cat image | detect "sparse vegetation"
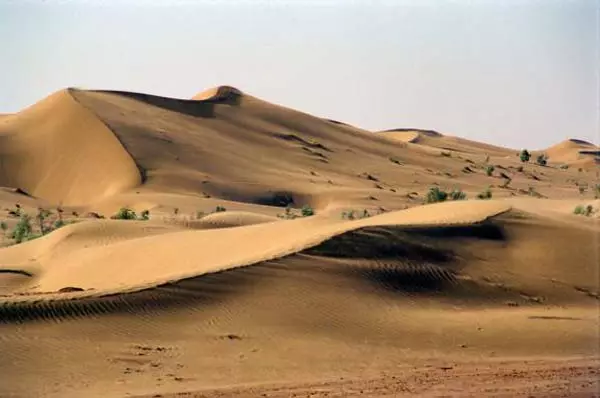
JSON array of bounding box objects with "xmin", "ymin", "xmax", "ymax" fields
[
  {"xmin": 6, "ymin": 207, "xmax": 70, "ymax": 244},
  {"xmin": 425, "ymin": 187, "xmax": 448, "ymax": 203},
  {"xmin": 440, "ymin": 151, "xmax": 452, "ymax": 157},
  {"xmin": 477, "ymin": 187, "xmax": 493, "ymax": 200},
  {"xmin": 449, "ymin": 189, "xmax": 467, "ymax": 201},
  {"xmin": 485, "ymin": 165, "xmax": 495, "ymax": 176},
  {"xmin": 215, "ymin": 206, "xmax": 226, "ymax": 212},
  {"xmin": 424, "ymin": 187, "xmax": 467, "ymax": 203},
  {"xmin": 519, "ymin": 149, "xmax": 531, "ymax": 163},
  {"xmin": 536, "ymin": 153, "xmax": 548, "ymax": 166},
  {"xmin": 341, "ymin": 209, "xmax": 372, "ymax": 220},
  {"xmin": 140, "ymin": 210, "xmax": 150, "ymax": 220},
  {"xmin": 573, "ymin": 205, "xmax": 594, "ymax": 217},
  {"xmin": 301, "ymin": 205, "xmax": 314, "ymax": 217},
  {"xmin": 389, "ymin": 157, "xmax": 402, "ymax": 165},
  {"xmin": 112, "ymin": 207, "xmax": 137, "ymax": 220}
]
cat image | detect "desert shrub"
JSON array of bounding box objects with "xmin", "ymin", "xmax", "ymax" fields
[
  {"xmin": 139, "ymin": 210, "xmax": 150, "ymax": 220},
  {"xmin": 425, "ymin": 187, "xmax": 448, "ymax": 203},
  {"xmin": 519, "ymin": 149, "xmax": 531, "ymax": 163},
  {"xmin": 559, "ymin": 164, "xmax": 569, "ymax": 170},
  {"xmin": 536, "ymin": 153, "xmax": 548, "ymax": 166},
  {"xmin": 440, "ymin": 151, "xmax": 452, "ymax": 157},
  {"xmin": 278, "ymin": 205, "xmax": 297, "ymax": 219},
  {"xmin": 485, "ymin": 165, "xmax": 495, "ymax": 176},
  {"xmin": 112, "ymin": 208, "xmax": 137, "ymax": 220},
  {"xmin": 54, "ymin": 219, "xmax": 66, "ymax": 229},
  {"xmin": 477, "ymin": 188, "xmax": 493, "ymax": 200},
  {"xmin": 215, "ymin": 206, "xmax": 226, "ymax": 212},
  {"xmin": 573, "ymin": 205, "xmax": 594, "ymax": 217},
  {"xmin": 301, "ymin": 205, "xmax": 314, "ymax": 217},
  {"xmin": 196, "ymin": 211, "xmax": 205, "ymax": 219},
  {"xmin": 389, "ymin": 157, "xmax": 402, "ymax": 165},
  {"xmin": 11, "ymin": 214, "xmax": 33, "ymax": 243},
  {"xmin": 449, "ymin": 189, "xmax": 467, "ymax": 201},
  {"xmin": 0, "ymin": 221, "xmax": 7, "ymax": 233}
]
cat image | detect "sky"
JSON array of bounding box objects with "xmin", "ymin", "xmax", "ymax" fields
[{"xmin": 1, "ymin": 0, "xmax": 598, "ymax": 149}]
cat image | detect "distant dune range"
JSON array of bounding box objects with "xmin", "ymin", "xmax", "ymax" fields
[{"xmin": 0, "ymin": 86, "xmax": 598, "ymax": 398}]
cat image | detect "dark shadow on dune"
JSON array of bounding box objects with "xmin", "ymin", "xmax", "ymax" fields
[
  {"xmin": 404, "ymin": 221, "xmax": 507, "ymax": 241},
  {"xmin": 86, "ymin": 90, "xmax": 218, "ymax": 118},
  {"xmin": 0, "ymin": 266, "xmax": 262, "ymax": 324},
  {"xmin": 306, "ymin": 227, "xmax": 454, "ymax": 262},
  {"xmin": 358, "ymin": 262, "xmax": 457, "ymax": 292}
]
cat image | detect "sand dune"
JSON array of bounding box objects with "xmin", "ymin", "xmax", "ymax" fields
[
  {"xmin": 0, "ymin": 90, "xmax": 141, "ymax": 205},
  {"xmin": 0, "ymin": 86, "xmax": 598, "ymax": 398},
  {"xmin": 543, "ymin": 138, "xmax": 600, "ymax": 168}
]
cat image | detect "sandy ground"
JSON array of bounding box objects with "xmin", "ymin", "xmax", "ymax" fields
[{"xmin": 0, "ymin": 86, "xmax": 598, "ymax": 397}]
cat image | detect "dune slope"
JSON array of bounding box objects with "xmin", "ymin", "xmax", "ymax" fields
[{"xmin": 0, "ymin": 90, "xmax": 141, "ymax": 205}]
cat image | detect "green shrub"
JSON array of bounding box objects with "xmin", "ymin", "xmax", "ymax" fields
[
  {"xmin": 112, "ymin": 208, "xmax": 137, "ymax": 220},
  {"xmin": 477, "ymin": 188, "xmax": 493, "ymax": 200},
  {"xmin": 139, "ymin": 210, "xmax": 150, "ymax": 220},
  {"xmin": 519, "ymin": 149, "xmax": 531, "ymax": 163},
  {"xmin": 449, "ymin": 189, "xmax": 467, "ymax": 201},
  {"xmin": 12, "ymin": 214, "xmax": 33, "ymax": 243},
  {"xmin": 215, "ymin": 206, "xmax": 226, "ymax": 212},
  {"xmin": 485, "ymin": 165, "xmax": 495, "ymax": 176},
  {"xmin": 573, "ymin": 205, "xmax": 594, "ymax": 217},
  {"xmin": 425, "ymin": 187, "xmax": 448, "ymax": 203},
  {"xmin": 301, "ymin": 205, "xmax": 314, "ymax": 217}
]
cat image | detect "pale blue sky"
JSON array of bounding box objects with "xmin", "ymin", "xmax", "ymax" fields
[{"xmin": 1, "ymin": 0, "xmax": 598, "ymax": 149}]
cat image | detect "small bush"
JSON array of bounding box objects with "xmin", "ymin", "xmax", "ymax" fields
[
  {"xmin": 112, "ymin": 208, "xmax": 137, "ymax": 220},
  {"xmin": 215, "ymin": 206, "xmax": 226, "ymax": 212},
  {"xmin": 12, "ymin": 214, "xmax": 33, "ymax": 243},
  {"xmin": 301, "ymin": 205, "xmax": 314, "ymax": 217},
  {"xmin": 449, "ymin": 189, "xmax": 467, "ymax": 201},
  {"xmin": 425, "ymin": 187, "xmax": 448, "ymax": 203},
  {"xmin": 573, "ymin": 205, "xmax": 594, "ymax": 217},
  {"xmin": 485, "ymin": 165, "xmax": 495, "ymax": 176},
  {"xmin": 519, "ymin": 149, "xmax": 531, "ymax": 163},
  {"xmin": 440, "ymin": 151, "xmax": 452, "ymax": 157},
  {"xmin": 0, "ymin": 221, "xmax": 7, "ymax": 232},
  {"xmin": 536, "ymin": 153, "xmax": 548, "ymax": 166},
  {"xmin": 139, "ymin": 210, "xmax": 150, "ymax": 220},
  {"xmin": 477, "ymin": 188, "xmax": 493, "ymax": 200}
]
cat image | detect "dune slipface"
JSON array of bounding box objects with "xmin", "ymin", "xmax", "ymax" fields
[
  {"xmin": 0, "ymin": 90, "xmax": 141, "ymax": 205},
  {"xmin": 0, "ymin": 87, "xmax": 598, "ymax": 398}
]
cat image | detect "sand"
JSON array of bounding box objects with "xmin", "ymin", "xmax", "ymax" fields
[{"xmin": 0, "ymin": 86, "xmax": 598, "ymax": 398}]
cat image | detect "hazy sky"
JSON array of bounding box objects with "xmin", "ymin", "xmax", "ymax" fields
[{"xmin": 1, "ymin": 0, "xmax": 598, "ymax": 149}]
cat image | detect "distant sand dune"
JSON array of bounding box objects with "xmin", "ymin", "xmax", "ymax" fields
[{"xmin": 544, "ymin": 138, "xmax": 600, "ymax": 167}]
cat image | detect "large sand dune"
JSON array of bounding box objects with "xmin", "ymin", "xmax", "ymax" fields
[{"xmin": 0, "ymin": 87, "xmax": 598, "ymax": 397}]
